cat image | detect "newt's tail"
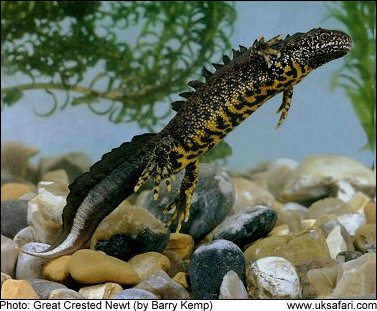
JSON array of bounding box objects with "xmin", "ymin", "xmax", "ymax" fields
[{"xmin": 21, "ymin": 133, "xmax": 157, "ymax": 258}]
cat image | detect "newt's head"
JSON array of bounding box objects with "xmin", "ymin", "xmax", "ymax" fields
[{"xmin": 279, "ymin": 28, "xmax": 352, "ymax": 69}]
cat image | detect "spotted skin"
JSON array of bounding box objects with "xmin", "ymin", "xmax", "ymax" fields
[
  {"xmin": 22, "ymin": 28, "xmax": 352, "ymax": 258},
  {"xmin": 137, "ymin": 28, "xmax": 351, "ymax": 231}
]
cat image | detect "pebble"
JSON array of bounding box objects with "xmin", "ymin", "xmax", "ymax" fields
[
  {"xmin": 69, "ymin": 249, "xmax": 140, "ymax": 285},
  {"xmin": 1, "ymin": 200, "xmax": 29, "ymax": 239},
  {"xmin": 136, "ymin": 269, "xmax": 189, "ymax": 299},
  {"xmin": 244, "ymin": 236, "xmax": 287, "ymax": 262},
  {"xmin": 1, "ymin": 183, "xmax": 35, "ymax": 200},
  {"xmin": 333, "ymin": 253, "xmax": 376, "ymax": 297},
  {"xmin": 41, "ymin": 169, "xmax": 69, "ymax": 184},
  {"xmin": 231, "ymin": 177, "xmax": 275, "ymax": 213},
  {"xmin": 364, "ymin": 202, "xmax": 376, "ymax": 224},
  {"xmin": 16, "ymin": 242, "xmax": 50, "ymax": 279},
  {"xmin": 275, "ymin": 227, "xmax": 331, "ymax": 265},
  {"xmin": 113, "ymin": 288, "xmax": 158, "ymax": 299},
  {"xmin": 245, "ymin": 158, "xmax": 298, "ymax": 199},
  {"xmin": 281, "ymin": 202, "xmax": 309, "ymax": 220},
  {"xmin": 1, "ymin": 279, "xmax": 39, "ymax": 299},
  {"xmin": 212, "ymin": 206, "xmax": 277, "ymax": 247},
  {"xmin": 143, "ymin": 164, "xmax": 235, "ymax": 240},
  {"xmin": 13, "ymin": 226, "xmax": 37, "ymax": 248},
  {"xmin": 128, "ymin": 252, "xmax": 171, "ymax": 281},
  {"xmin": 219, "ymin": 270, "xmax": 248, "ymax": 299},
  {"xmin": 91, "ymin": 203, "xmax": 169, "ymax": 261},
  {"xmin": 308, "ymin": 198, "xmax": 352, "ymax": 219},
  {"xmin": 39, "ymin": 152, "xmax": 92, "ymax": 183},
  {"xmin": 338, "ymin": 213, "xmax": 366, "ymax": 236},
  {"xmin": 345, "ymin": 192, "xmax": 372, "ymax": 213},
  {"xmin": 48, "ymin": 288, "xmax": 85, "ymax": 299},
  {"xmin": 42, "ymin": 255, "xmax": 71, "ymax": 283},
  {"xmin": 1, "ymin": 141, "xmax": 39, "ymax": 179},
  {"xmin": 353, "ymin": 224, "xmax": 376, "ymax": 253},
  {"xmin": 307, "ymin": 265, "xmax": 340, "ymax": 297},
  {"xmin": 165, "ymin": 233, "xmax": 194, "ymax": 260},
  {"xmin": 336, "ymin": 180, "xmax": 357, "ymax": 202},
  {"xmin": 326, "ymin": 226, "xmax": 347, "ymax": 259},
  {"xmin": 1, "ymin": 272, "xmax": 11, "ymax": 288},
  {"xmin": 27, "ymin": 181, "xmax": 69, "ymax": 244},
  {"xmin": 279, "ymin": 155, "xmax": 375, "ymax": 203},
  {"xmin": 246, "ymin": 256, "xmax": 301, "ymax": 299},
  {"xmin": 79, "ymin": 282, "xmax": 123, "ymax": 299},
  {"xmin": 316, "ymin": 216, "xmax": 354, "ymax": 250},
  {"xmin": 1, "ymin": 235, "xmax": 19, "ymax": 277},
  {"xmin": 163, "ymin": 250, "xmax": 184, "ymax": 278},
  {"xmin": 336, "ymin": 251, "xmax": 363, "ymax": 263},
  {"xmin": 172, "ymin": 272, "xmax": 189, "ymax": 289},
  {"xmin": 295, "ymin": 258, "xmax": 338, "ymax": 298},
  {"xmin": 28, "ymin": 279, "xmax": 68, "ymax": 299},
  {"xmin": 189, "ymin": 239, "xmax": 245, "ymax": 299}
]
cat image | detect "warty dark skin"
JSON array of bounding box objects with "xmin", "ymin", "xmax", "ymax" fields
[{"xmin": 22, "ymin": 28, "xmax": 352, "ymax": 258}]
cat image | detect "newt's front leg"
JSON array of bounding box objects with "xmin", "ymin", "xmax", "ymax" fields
[
  {"xmin": 276, "ymin": 86, "xmax": 293, "ymax": 128},
  {"xmin": 164, "ymin": 159, "xmax": 199, "ymax": 232}
]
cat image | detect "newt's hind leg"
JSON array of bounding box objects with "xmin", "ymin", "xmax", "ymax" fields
[
  {"xmin": 134, "ymin": 136, "xmax": 176, "ymax": 200},
  {"xmin": 164, "ymin": 159, "xmax": 199, "ymax": 232}
]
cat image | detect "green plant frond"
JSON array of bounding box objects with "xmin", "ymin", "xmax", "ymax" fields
[
  {"xmin": 1, "ymin": 1, "xmax": 237, "ymax": 135},
  {"xmin": 327, "ymin": 1, "xmax": 376, "ymax": 153}
]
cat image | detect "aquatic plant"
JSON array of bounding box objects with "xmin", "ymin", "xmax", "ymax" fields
[
  {"xmin": 1, "ymin": 1, "xmax": 236, "ymax": 132},
  {"xmin": 327, "ymin": 1, "xmax": 376, "ymax": 152}
]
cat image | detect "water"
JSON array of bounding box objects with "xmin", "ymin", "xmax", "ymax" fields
[{"xmin": 1, "ymin": 1, "xmax": 375, "ymax": 170}]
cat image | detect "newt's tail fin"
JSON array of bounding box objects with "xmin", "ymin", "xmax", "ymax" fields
[{"xmin": 21, "ymin": 133, "xmax": 157, "ymax": 258}]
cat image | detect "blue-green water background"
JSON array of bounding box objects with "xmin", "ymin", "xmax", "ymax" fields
[{"xmin": 1, "ymin": 1, "xmax": 375, "ymax": 170}]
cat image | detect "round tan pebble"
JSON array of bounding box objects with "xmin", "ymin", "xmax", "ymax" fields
[
  {"xmin": 244, "ymin": 236, "xmax": 287, "ymax": 262},
  {"xmin": 364, "ymin": 202, "xmax": 376, "ymax": 224},
  {"xmin": 354, "ymin": 224, "xmax": 376, "ymax": 253},
  {"xmin": 128, "ymin": 252, "xmax": 170, "ymax": 280},
  {"xmin": 1, "ymin": 183, "xmax": 34, "ymax": 200},
  {"xmin": 165, "ymin": 233, "xmax": 194, "ymax": 260},
  {"xmin": 69, "ymin": 249, "xmax": 140, "ymax": 285},
  {"xmin": 1, "ymin": 279, "xmax": 39, "ymax": 299},
  {"xmin": 172, "ymin": 272, "xmax": 189, "ymax": 289},
  {"xmin": 276, "ymin": 227, "xmax": 331, "ymax": 265},
  {"xmin": 307, "ymin": 265, "xmax": 340, "ymax": 297},
  {"xmin": 42, "ymin": 255, "xmax": 71, "ymax": 283}
]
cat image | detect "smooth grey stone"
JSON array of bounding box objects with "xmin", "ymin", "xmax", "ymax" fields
[
  {"xmin": 1, "ymin": 200, "xmax": 28, "ymax": 239},
  {"xmin": 113, "ymin": 288, "xmax": 158, "ymax": 299},
  {"xmin": 213, "ymin": 206, "xmax": 277, "ymax": 247}
]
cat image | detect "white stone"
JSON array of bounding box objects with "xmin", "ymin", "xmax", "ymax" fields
[
  {"xmin": 246, "ymin": 256, "xmax": 301, "ymax": 299},
  {"xmin": 326, "ymin": 226, "xmax": 347, "ymax": 259},
  {"xmin": 336, "ymin": 180, "xmax": 356, "ymax": 202},
  {"xmin": 280, "ymin": 155, "xmax": 375, "ymax": 202},
  {"xmin": 27, "ymin": 181, "xmax": 68, "ymax": 244},
  {"xmin": 79, "ymin": 283, "xmax": 123, "ymax": 299},
  {"xmin": 338, "ymin": 213, "xmax": 366, "ymax": 236},
  {"xmin": 219, "ymin": 270, "xmax": 248, "ymax": 299}
]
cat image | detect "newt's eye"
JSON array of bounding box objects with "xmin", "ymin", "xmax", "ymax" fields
[{"xmin": 320, "ymin": 33, "xmax": 330, "ymax": 41}]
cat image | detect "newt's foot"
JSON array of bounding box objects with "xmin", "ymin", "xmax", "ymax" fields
[
  {"xmin": 134, "ymin": 137, "xmax": 176, "ymax": 200},
  {"xmin": 251, "ymin": 34, "xmax": 284, "ymax": 67},
  {"xmin": 163, "ymin": 193, "xmax": 191, "ymax": 233}
]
